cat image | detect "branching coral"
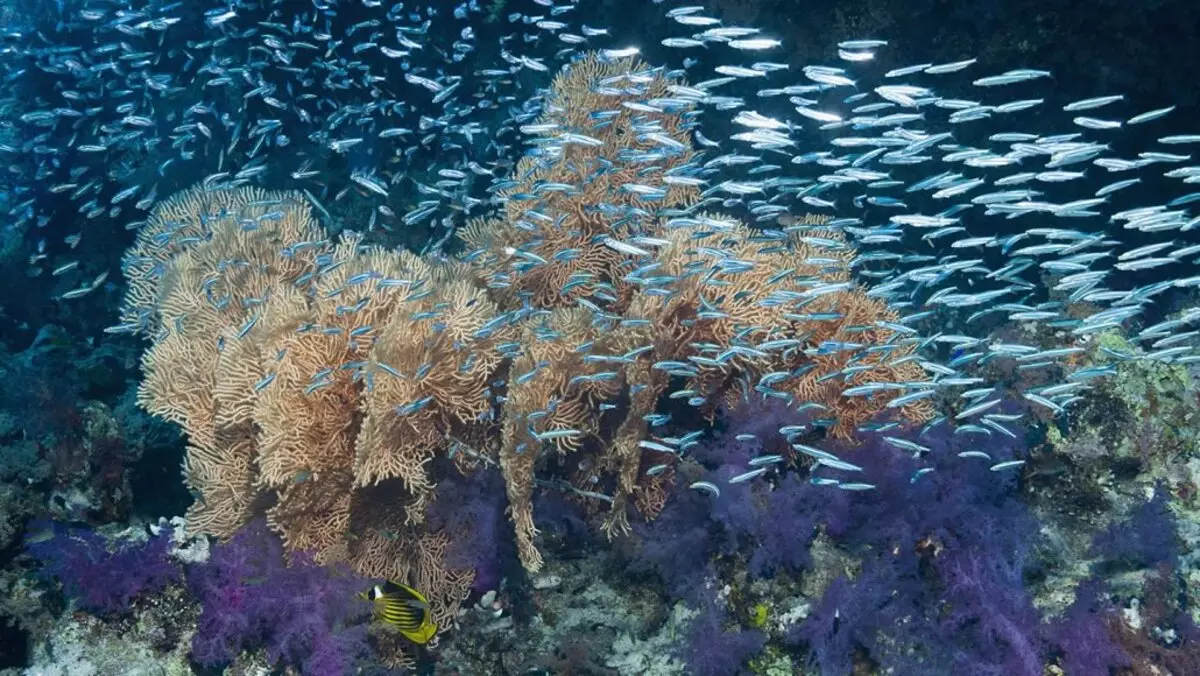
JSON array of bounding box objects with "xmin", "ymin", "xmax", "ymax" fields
[
  {"xmin": 461, "ymin": 53, "xmax": 933, "ymax": 560},
  {"xmin": 459, "ymin": 52, "xmax": 699, "ymax": 313},
  {"xmin": 130, "ymin": 187, "xmax": 325, "ymax": 538},
  {"xmin": 127, "ymin": 186, "xmax": 486, "ymax": 628},
  {"xmin": 577, "ymin": 216, "xmax": 934, "ymax": 539}
]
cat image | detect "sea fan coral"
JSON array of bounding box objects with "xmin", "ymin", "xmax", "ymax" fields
[
  {"xmin": 458, "ymin": 53, "xmax": 699, "ymax": 313},
  {"xmin": 127, "ymin": 186, "xmax": 484, "ymax": 627}
]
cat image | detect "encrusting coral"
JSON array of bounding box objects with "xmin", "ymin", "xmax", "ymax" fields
[{"xmin": 119, "ymin": 53, "xmax": 934, "ymax": 629}]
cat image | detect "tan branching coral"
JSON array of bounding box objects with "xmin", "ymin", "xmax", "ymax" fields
[
  {"xmin": 460, "ymin": 55, "xmax": 933, "ymax": 546},
  {"xmin": 134, "ymin": 187, "xmax": 325, "ymax": 537},
  {"xmin": 457, "ymin": 54, "xmax": 711, "ymax": 566},
  {"xmin": 499, "ymin": 306, "xmax": 630, "ymax": 568},
  {"xmin": 130, "ymin": 185, "xmax": 483, "ymax": 629},
  {"xmin": 622, "ymin": 217, "xmax": 933, "ymax": 435},
  {"xmin": 459, "ymin": 53, "xmax": 699, "ymax": 313},
  {"xmin": 581, "ymin": 217, "xmax": 934, "ymax": 537},
  {"xmin": 354, "ymin": 261, "xmax": 511, "ymax": 506}
]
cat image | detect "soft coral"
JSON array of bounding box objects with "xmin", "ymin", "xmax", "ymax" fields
[
  {"xmin": 1047, "ymin": 579, "xmax": 1132, "ymax": 675},
  {"xmin": 776, "ymin": 413, "xmax": 1042, "ymax": 675},
  {"xmin": 25, "ymin": 519, "xmax": 180, "ymax": 615},
  {"xmin": 684, "ymin": 596, "xmax": 767, "ymax": 676},
  {"xmin": 187, "ymin": 520, "xmax": 370, "ymax": 673},
  {"xmin": 935, "ymin": 546, "xmax": 1045, "ymax": 676}
]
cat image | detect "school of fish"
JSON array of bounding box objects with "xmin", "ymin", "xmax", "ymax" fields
[{"xmin": 4, "ymin": 0, "xmax": 1199, "ymax": 494}]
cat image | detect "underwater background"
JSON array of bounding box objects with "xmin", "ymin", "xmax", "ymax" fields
[{"xmin": 2, "ymin": 0, "xmax": 1200, "ymax": 674}]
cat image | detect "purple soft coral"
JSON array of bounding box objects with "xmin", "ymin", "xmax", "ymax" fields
[
  {"xmin": 632, "ymin": 398, "xmax": 1197, "ymax": 676},
  {"xmin": 1047, "ymin": 579, "xmax": 1132, "ymax": 674},
  {"xmin": 626, "ymin": 401, "xmax": 834, "ymax": 598},
  {"xmin": 1091, "ymin": 484, "xmax": 1179, "ymax": 569},
  {"xmin": 684, "ymin": 597, "xmax": 767, "ymax": 676},
  {"xmin": 25, "ymin": 519, "xmax": 180, "ymax": 615},
  {"xmin": 791, "ymin": 421, "xmax": 1044, "ymax": 675},
  {"xmin": 187, "ymin": 520, "xmax": 370, "ymax": 673},
  {"xmin": 426, "ymin": 465, "xmax": 510, "ymax": 593},
  {"xmin": 936, "ymin": 547, "xmax": 1045, "ymax": 676}
]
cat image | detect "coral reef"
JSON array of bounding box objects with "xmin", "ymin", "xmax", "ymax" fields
[
  {"xmin": 2, "ymin": 3, "xmax": 1199, "ymax": 673},
  {"xmin": 113, "ymin": 52, "xmax": 934, "ymax": 646},
  {"xmin": 609, "ymin": 392, "xmax": 1200, "ymax": 675},
  {"xmin": 123, "ymin": 185, "xmax": 486, "ymax": 626},
  {"xmin": 437, "ymin": 548, "xmax": 697, "ymax": 675}
]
